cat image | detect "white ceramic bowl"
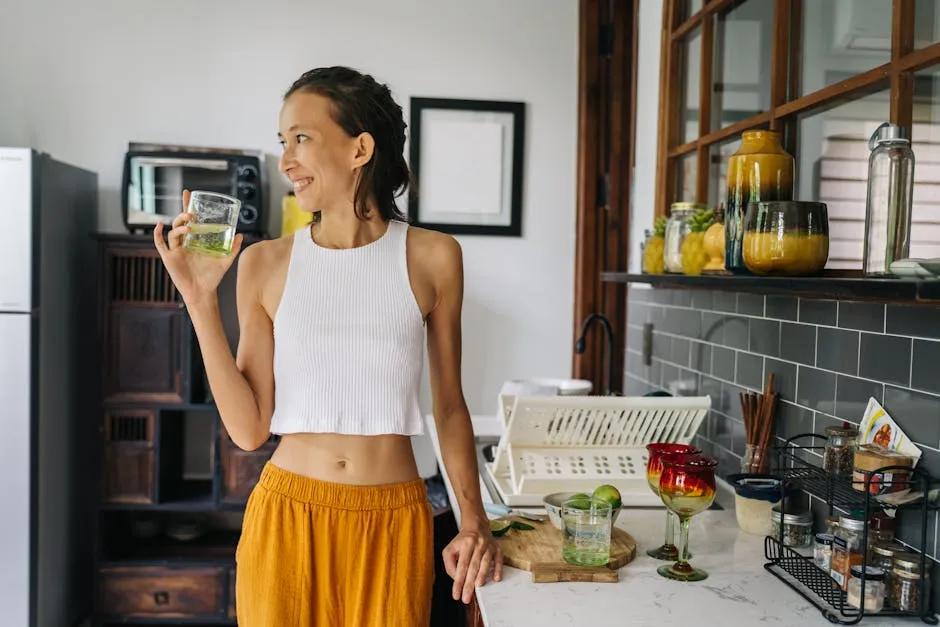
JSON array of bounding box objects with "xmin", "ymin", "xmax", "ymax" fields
[
  {"xmin": 526, "ymin": 378, "xmax": 594, "ymax": 396},
  {"xmin": 542, "ymin": 492, "xmax": 622, "ymax": 530}
]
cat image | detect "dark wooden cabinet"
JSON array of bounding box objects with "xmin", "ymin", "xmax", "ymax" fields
[
  {"xmin": 220, "ymin": 425, "xmax": 276, "ymax": 504},
  {"xmin": 92, "ymin": 234, "xmax": 272, "ymax": 626},
  {"xmin": 97, "ymin": 565, "xmax": 226, "ymax": 619},
  {"xmin": 103, "ymin": 409, "xmax": 156, "ymax": 503},
  {"xmin": 99, "ymin": 244, "xmax": 204, "ymax": 404}
]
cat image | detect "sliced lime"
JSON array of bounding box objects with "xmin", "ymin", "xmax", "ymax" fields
[
  {"xmin": 510, "ymin": 521, "xmax": 535, "ymax": 531},
  {"xmin": 490, "ymin": 520, "xmax": 512, "ymax": 537}
]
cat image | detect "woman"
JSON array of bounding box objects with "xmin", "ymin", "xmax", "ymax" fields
[{"xmin": 153, "ymin": 66, "xmax": 502, "ymax": 627}]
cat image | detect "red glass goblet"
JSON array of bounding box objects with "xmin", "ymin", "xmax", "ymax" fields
[
  {"xmin": 645, "ymin": 443, "xmax": 701, "ymax": 560},
  {"xmin": 657, "ymin": 453, "xmax": 719, "ymax": 582}
]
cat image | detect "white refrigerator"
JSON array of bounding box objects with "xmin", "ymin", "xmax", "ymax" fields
[{"xmin": 0, "ymin": 148, "xmax": 98, "ymax": 627}]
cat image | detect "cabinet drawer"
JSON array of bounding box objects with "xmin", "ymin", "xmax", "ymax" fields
[{"xmin": 98, "ymin": 566, "xmax": 225, "ymax": 618}]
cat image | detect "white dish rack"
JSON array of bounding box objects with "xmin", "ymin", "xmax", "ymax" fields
[{"xmin": 484, "ymin": 394, "xmax": 711, "ymax": 507}]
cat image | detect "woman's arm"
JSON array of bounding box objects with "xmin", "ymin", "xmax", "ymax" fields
[
  {"xmin": 186, "ymin": 243, "xmax": 275, "ymax": 451},
  {"xmin": 425, "ymin": 235, "xmax": 503, "ymax": 602}
]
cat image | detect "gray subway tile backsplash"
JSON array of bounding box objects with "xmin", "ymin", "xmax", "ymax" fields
[
  {"xmin": 858, "ymin": 333, "xmax": 912, "ymax": 387},
  {"xmin": 815, "ymin": 327, "xmax": 859, "ymax": 376},
  {"xmin": 779, "ymin": 322, "xmax": 816, "ymax": 365},
  {"xmin": 798, "ymin": 299, "xmax": 838, "ymax": 326},
  {"xmin": 624, "ymin": 285, "xmax": 940, "ymax": 562},
  {"xmin": 912, "ymin": 339, "xmax": 940, "ymax": 396},
  {"xmin": 837, "ymin": 301, "xmax": 886, "ymax": 332}
]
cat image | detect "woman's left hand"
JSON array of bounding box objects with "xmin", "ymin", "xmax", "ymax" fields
[{"xmin": 443, "ymin": 517, "xmax": 503, "ymax": 603}]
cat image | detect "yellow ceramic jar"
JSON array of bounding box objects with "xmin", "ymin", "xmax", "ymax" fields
[{"xmin": 742, "ymin": 201, "xmax": 830, "ymax": 276}]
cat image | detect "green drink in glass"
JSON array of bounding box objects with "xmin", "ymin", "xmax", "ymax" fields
[{"xmin": 183, "ymin": 191, "xmax": 241, "ymax": 257}]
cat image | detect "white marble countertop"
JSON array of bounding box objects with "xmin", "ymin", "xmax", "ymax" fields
[{"xmin": 422, "ymin": 415, "xmax": 909, "ymax": 627}]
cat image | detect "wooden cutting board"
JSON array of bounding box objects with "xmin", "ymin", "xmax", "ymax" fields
[{"xmin": 493, "ymin": 517, "xmax": 636, "ymax": 583}]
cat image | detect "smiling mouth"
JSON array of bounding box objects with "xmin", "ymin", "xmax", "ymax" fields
[{"xmin": 292, "ymin": 177, "xmax": 313, "ymax": 192}]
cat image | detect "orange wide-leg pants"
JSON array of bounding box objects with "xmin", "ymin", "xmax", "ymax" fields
[{"xmin": 235, "ymin": 463, "xmax": 435, "ymax": 627}]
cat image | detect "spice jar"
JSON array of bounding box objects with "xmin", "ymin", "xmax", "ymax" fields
[
  {"xmin": 825, "ymin": 515, "xmax": 841, "ymax": 537},
  {"xmin": 824, "ymin": 424, "xmax": 859, "ymax": 476},
  {"xmin": 847, "ymin": 565, "xmax": 886, "ymax": 613},
  {"xmin": 867, "ymin": 512, "xmax": 896, "ymax": 559},
  {"xmin": 664, "ymin": 203, "xmax": 701, "ymax": 273},
  {"xmin": 831, "ymin": 516, "xmax": 866, "ymax": 591},
  {"xmin": 870, "ymin": 542, "xmax": 907, "ymax": 602},
  {"xmin": 888, "ymin": 552, "xmax": 932, "ymax": 613},
  {"xmin": 814, "ymin": 533, "xmax": 834, "ymax": 571},
  {"xmin": 770, "ymin": 506, "xmax": 813, "ymax": 548}
]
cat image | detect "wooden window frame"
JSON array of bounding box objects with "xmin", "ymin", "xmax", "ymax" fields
[
  {"xmin": 572, "ymin": 0, "xmax": 639, "ymax": 394},
  {"xmin": 654, "ymin": 0, "xmax": 940, "ymax": 219}
]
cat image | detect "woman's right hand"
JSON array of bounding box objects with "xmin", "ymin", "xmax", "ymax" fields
[{"xmin": 153, "ymin": 190, "xmax": 244, "ymax": 308}]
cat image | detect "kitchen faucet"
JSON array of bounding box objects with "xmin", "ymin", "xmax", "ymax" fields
[{"xmin": 574, "ymin": 312, "xmax": 616, "ymax": 396}]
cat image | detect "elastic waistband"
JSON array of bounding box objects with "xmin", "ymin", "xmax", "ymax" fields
[{"xmin": 256, "ymin": 462, "xmax": 428, "ymax": 511}]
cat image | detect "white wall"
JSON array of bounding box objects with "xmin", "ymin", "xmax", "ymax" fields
[
  {"xmin": 629, "ymin": 0, "xmax": 665, "ymax": 273},
  {"xmin": 0, "ymin": 0, "xmax": 579, "ymax": 477}
]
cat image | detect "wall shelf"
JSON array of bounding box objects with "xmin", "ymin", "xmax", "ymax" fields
[{"xmin": 601, "ymin": 272, "xmax": 940, "ymax": 304}]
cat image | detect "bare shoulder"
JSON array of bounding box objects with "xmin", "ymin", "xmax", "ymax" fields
[
  {"xmin": 235, "ymin": 235, "xmax": 294, "ymax": 316},
  {"xmin": 237, "ymin": 236, "xmax": 292, "ymax": 278},
  {"xmin": 406, "ymin": 225, "xmax": 463, "ymax": 278}
]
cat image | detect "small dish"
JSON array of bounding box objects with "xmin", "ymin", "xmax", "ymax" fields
[
  {"xmin": 918, "ymin": 258, "xmax": 940, "ymax": 277},
  {"xmin": 890, "ymin": 259, "xmax": 934, "ymax": 278}
]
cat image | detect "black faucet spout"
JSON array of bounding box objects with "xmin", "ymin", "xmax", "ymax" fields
[{"xmin": 574, "ymin": 313, "xmax": 616, "ymax": 396}]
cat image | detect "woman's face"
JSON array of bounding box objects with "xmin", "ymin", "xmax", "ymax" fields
[{"xmin": 277, "ymin": 92, "xmax": 372, "ymax": 214}]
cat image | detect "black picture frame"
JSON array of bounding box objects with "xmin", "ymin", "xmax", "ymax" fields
[{"xmin": 408, "ymin": 97, "xmax": 525, "ymax": 237}]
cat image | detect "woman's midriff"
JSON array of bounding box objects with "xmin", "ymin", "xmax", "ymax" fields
[{"xmin": 268, "ymin": 432, "xmax": 420, "ymax": 485}]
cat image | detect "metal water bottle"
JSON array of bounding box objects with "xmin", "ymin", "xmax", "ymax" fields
[{"xmin": 863, "ymin": 122, "xmax": 914, "ymax": 276}]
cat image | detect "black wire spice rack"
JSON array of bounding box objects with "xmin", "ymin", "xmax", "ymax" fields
[{"xmin": 764, "ymin": 433, "xmax": 938, "ymax": 625}]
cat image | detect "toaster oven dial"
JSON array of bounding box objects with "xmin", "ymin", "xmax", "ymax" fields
[
  {"xmin": 237, "ymin": 165, "xmax": 259, "ymax": 182},
  {"xmin": 237, "ymin": 182, "xmax": 256, "ymax": 200},
  {"xmin": 239, "ymin": 204, "xmax": 259, "ymax": 225}
]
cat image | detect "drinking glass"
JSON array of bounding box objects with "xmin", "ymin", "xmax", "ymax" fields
[
  {"xmin": 183, "ymin": 191, "xmax": 242, "ymax": 257},
  {"xmin": 561, "ymin": 497, "xmax": 612, "ymax": 567},
  {"xmin": 645, "ymin": 443, "xmax": 701, "ymax": 560},
  {"xmin": 657, "ymin": 453, "xmax": 719, "ymax": 582}
]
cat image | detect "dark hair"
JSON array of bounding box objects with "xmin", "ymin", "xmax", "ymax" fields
[{"xmin": 284, "ymin": 66, "xmax": 410, "ymax": 222}]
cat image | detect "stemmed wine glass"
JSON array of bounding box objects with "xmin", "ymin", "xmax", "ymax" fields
[
  {"xmin": 645, "ymin": 443, "xmax": 701, "ymax": 560},
  {"xmin": 657, "ymin": 453, "xmax": 719, "ymax": 582}
]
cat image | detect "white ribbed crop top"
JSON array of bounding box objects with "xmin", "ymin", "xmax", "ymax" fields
[{"xmin": 269, "ymin": 220, "xmax": 426, "ymax": 436}]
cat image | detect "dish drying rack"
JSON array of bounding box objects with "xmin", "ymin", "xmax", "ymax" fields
[{"xmin": 484, "ymin": 395, "xmax": 711, "ymax": 507}]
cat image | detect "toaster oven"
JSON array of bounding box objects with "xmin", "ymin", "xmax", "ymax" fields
[{"xmin": 122, "ymin": 142, "xmax": 267, "ymax": 234}]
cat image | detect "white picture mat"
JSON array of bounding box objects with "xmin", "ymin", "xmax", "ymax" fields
[{"xmin": 417, "ymin": 108, "xmax": 516, "ymax": 226}]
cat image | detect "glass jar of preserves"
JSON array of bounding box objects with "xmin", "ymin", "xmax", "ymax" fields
[
  {"xmin": 664, "ymin": 203, "xmax": 702, "ymax": 273},
  {"xmin": 831, "ymin": 516, "xmax": 866, "ymax": 591},
  {"xmin": 742, "ymin": 200, "xmax": 829, "ymax": 276},
  {"xmin": 847, "ymin": 565, "xmax": 886, "ymax": 613},
  {"xmin": 770, "ymin": 506, "xmax": 813, "ymax": 548},
  {"xmin": 823, "ymin": 424, "xmax": 859, "ymax": 476}
]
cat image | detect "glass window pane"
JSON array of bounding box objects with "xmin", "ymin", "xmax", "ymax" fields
[
  {"xmin": 680, "ymin": 28, "xmax": 702, "ymax": 145},
  {"xmin": 911, "ymin": 66, "xmax": 940, "ymax": 259},
  {"xmin": 680, "ymin": 0, "xmax": 704, "ymax": 23},
  {"xmin": 708, "ymin": 136, "xmax": 743, "ymax": 211},
  {"xmin": 675, "ymin": 152, "xmax": 699, "ymax": 204},
  {"xmin": 914, "ymin": 0, "xmax": 940, "ymax": 50},
  {"xmin": 711, "ymin": 1, "xmax": 773, "ymax": 131},
  {"xmin": 799, "ymin": 1, "xmax": 891, "ymax": 97},
  {"xmin": 794, "ymin": 89, "xmax": 890, "ymax": 269}
]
